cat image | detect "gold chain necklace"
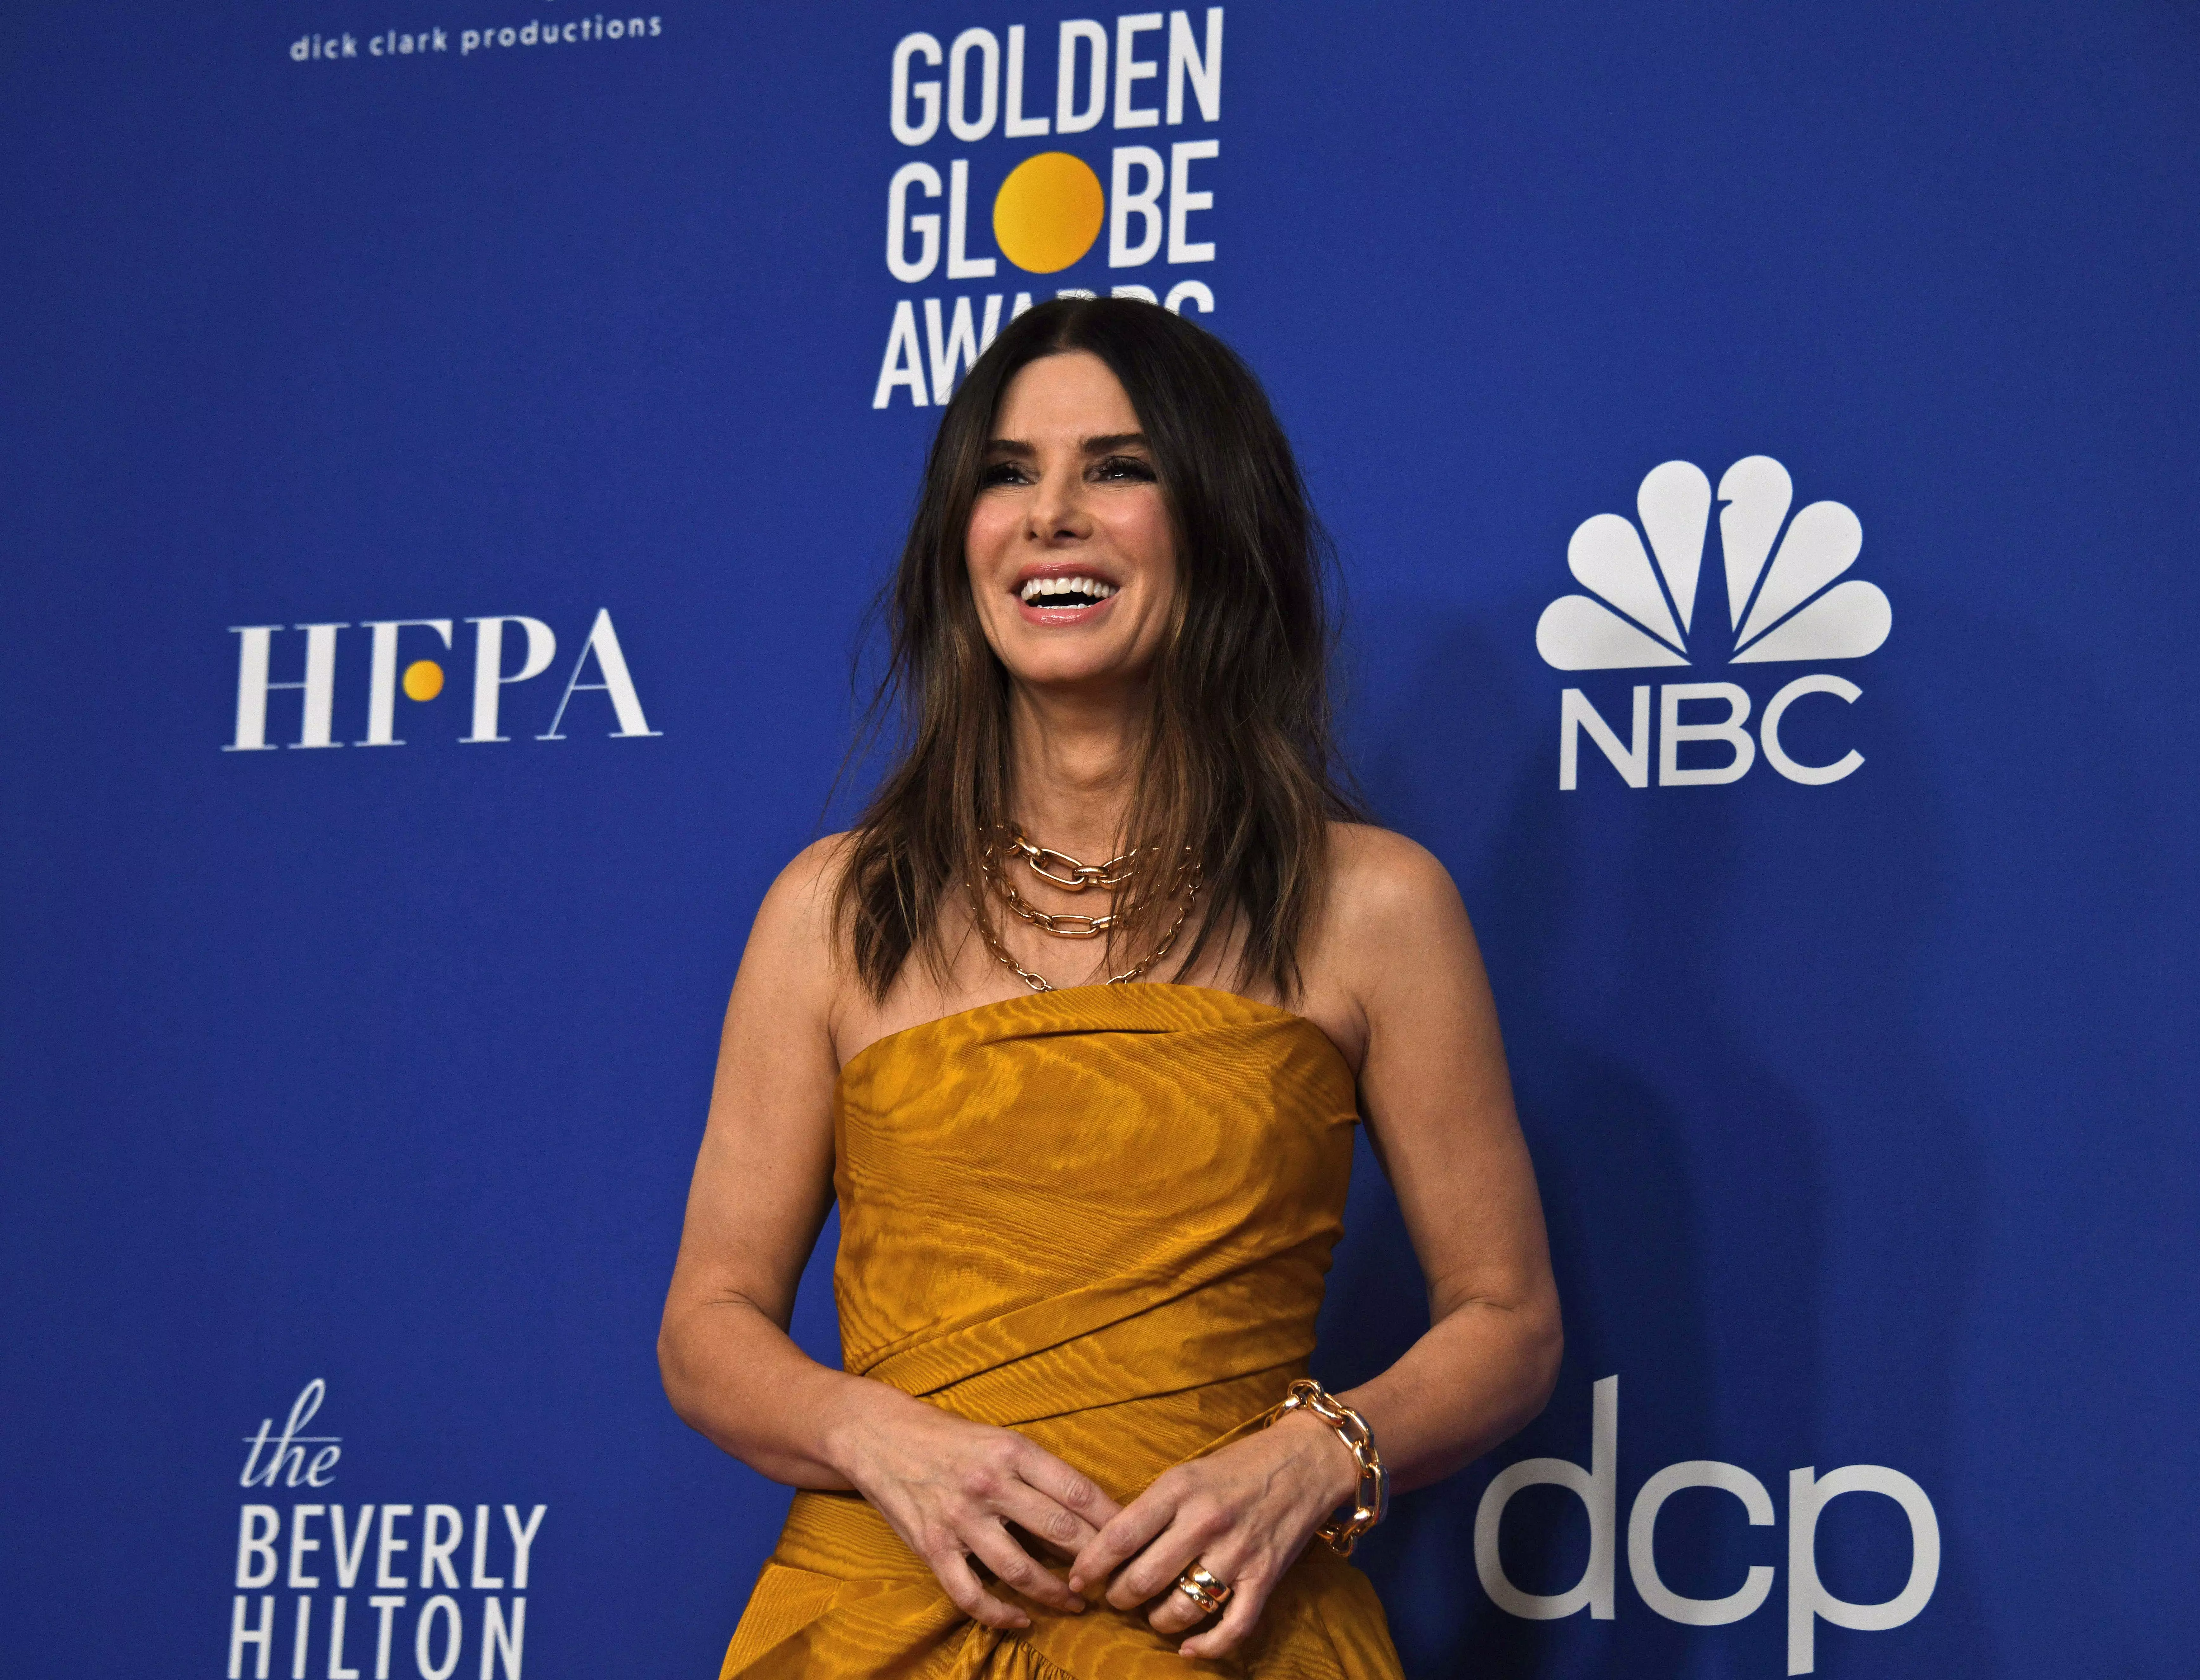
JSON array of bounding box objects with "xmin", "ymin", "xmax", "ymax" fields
[
  {"xmin": 1007, "ymin": 831, "xmax": 1143, "ymax": 892},
  {"xmin": 972, "ymin": 831, "xmax": 1201, "ymax": 993},
  {"xmin": 987, "ymin": 830, "xmax": 1193, "ymax": 940}
]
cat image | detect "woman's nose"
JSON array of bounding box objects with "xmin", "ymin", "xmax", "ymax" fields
[{"xmin": 1026, "ymin": 468, "xmax": 1091, "ymax": 543}]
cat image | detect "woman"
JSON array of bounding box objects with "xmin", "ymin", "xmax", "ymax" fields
[{"xmin": 660, "ymin": 298, "xmax": 1560, "ymax": 1677}]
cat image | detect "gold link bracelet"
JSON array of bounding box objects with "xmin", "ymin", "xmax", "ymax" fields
[{"xmin": 1266, "ymin": 1378, "xmax": 1388, "ymax": 1557}]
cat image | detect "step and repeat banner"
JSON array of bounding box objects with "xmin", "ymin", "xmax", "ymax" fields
[{"xmin": 4, "ymin": 2, "xmax": 2195, "ymax": 1676}]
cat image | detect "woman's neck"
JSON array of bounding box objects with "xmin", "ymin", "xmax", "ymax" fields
[{"xmin": 1005, "ymin": 680, "xmax": 1144, "ymax": 857}]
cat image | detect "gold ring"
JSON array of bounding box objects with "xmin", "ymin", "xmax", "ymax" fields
[{"xmin": 1173, "ymin": 1565, "xmax": 1232, "ymax": 1615}]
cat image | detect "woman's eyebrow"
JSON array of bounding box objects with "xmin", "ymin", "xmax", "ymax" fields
[
  {"xmin": 983, "ymin": 438, "xmax": 1036, "ymax": 456},
  {"xmin": 1082, "ymin": 432, "xmax": 1148, "ymax": 454}
]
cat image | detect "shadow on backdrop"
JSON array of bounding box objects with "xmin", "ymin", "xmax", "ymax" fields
[{"xmin": 1315, "ymin": 603, "xmax": 1985, "ymax": 1676}]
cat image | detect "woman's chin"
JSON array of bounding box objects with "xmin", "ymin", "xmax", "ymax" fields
[{"xmin": 1001, "ymin": 654, "xmax": 1155, "ymax": 698}]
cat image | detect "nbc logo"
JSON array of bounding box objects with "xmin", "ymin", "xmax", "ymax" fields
[{"xmin": 1535, "ymin": 457, "xmax": 1891, "ymax": 790}]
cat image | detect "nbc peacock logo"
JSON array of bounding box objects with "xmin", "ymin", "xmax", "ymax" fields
[
  {"xmin": 1535, "ymin": 457, "xmax": 1891, "ymax": 790},
  {"xmin": 1536, "ymin": 456, "xmax": 1890, "ymax": 670}
]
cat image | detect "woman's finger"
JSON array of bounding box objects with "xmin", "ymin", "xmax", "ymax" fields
[
  {"xmin": 991, "ymin": 1479, "xmax": 1106, "ymax": 1561},
  {"xmin": 1144, "ymin": 1569, "xmax": 1211, "ymax": 1637},
  {"xmin": 1177, "ymin": 1573, "xmax": 1268, "ymax": 1661},
  {"xmin": 962, "ymin": 1515, "xmax": 1087, "ymax": 1614},
  {"xmin": 1106, "ymin": 1502, "xmax": 1226, "ymax": 1610},
  {"xmin": 1144, "ymin": 1531, "xmax": 1254, "ymax": 1637},
  {"xmin": 1010, "ymin": 1442, "xmax": 1121, "ymax": 1535},
  {"xmin": 928, "ymin": 1545, "xmax": 1031, "ymax": 1631},
  {"xmin": 989, "ymin": 1442, "xmax": 1114, "ymax": 1558},
  {"xmin": 1067, "ymin": 1485, "xmax": 1180, "ymax": 1598}
]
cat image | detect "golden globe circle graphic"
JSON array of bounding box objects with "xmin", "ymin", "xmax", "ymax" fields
[
  {"xmin": 992, "ymin": 153, "xmax": 1105, "ymax": 274},
  {"xmin": 402, "ymin": 659, "xmax": 444, "ymax": 702}
]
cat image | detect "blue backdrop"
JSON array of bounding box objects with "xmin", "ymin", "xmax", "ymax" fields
[{"xmin": 4, "ymin": 3, "xmax": 2196, "ymax": 1676}]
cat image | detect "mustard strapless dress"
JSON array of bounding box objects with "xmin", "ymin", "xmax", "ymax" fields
[{"xmin": 720, "ymin": 985, "xmax": 1404, "ymax": 1679}]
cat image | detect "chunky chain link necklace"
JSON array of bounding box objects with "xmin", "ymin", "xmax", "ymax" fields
[
  {"xmin": 971, "ymin": 829, "xmax": 1201, "ymax": 993},
  {"xmin": 1008, "ymin": 831, "xmax": 1143, "ymax": 893}
]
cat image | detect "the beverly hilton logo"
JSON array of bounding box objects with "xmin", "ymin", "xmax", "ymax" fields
[
  {"xmin": 228, "ymin": 1381, "xmax": 547, "ymax": 1680},
  {"xmin": 1536, "ymin": 457, "xmax": 1891, "ymax": 790}
]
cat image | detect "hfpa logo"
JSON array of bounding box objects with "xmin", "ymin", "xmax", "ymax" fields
[
  {"xmin": 1536, "ymin": 457, "xmax": 1890, "ymax": 790},
  {"xmin": 1478, "ymin": 1378, "xmax": 1939, "ymax": 1675},
  {"xmin": 223, "ymin": 610, "xmax": 658, "ymax": 751}
]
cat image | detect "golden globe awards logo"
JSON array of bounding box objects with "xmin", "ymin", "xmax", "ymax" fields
[
  {"xmin": 222, "ymin": 610, "xmax": 658, "ymax": 752},
  {"xmin": 229, "ymin": 1382, "xmax": 546, "ymax": 1680},
  {"xmin": 871, "ymin": 10, "xmax": 1225, "ymax": 410}
]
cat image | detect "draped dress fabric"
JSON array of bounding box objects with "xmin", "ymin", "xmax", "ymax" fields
[{"xmin": 720, "ymin": 984, "xmax": 1404, "ymax": 1679}]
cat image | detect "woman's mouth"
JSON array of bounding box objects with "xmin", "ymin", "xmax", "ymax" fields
[{"xmin": 1016, "ymin": 574, "xmax": 1120, "ymax": 620}]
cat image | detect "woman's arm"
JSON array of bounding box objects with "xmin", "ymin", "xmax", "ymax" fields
[
  {"xmin": 657, "ymin": 839, "xmax": 861, "ymax": 1485},
  {"xmin": 1328, "ymin": 826, "xmax": 1564, "ymax": 1485},
  {"xmin": 658, "ymin": 841, "xmax": 1118, "ymax": 1630},
  {"xmin": 1069, "ymin": 827, "xmax": 1561, "ymax": 1655}
]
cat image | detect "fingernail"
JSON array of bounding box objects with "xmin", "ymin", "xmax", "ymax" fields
[
  {"xmin": 1067, "ymin": 1577, "xmax": 1084, "ymax": 1594},
  {"xmin": 1069, "ymin": 1598, "xmax": 1086, "ymax": 1613}
]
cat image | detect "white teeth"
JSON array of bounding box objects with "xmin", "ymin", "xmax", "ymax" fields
[{"xmin": 1020, "ymin": 576, "xmax": 1118, "ymax": 604}]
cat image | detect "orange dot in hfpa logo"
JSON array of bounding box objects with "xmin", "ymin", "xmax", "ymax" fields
[{"xmin": 223, "ymin": 610, "xmax": 661, "ymax": 751}]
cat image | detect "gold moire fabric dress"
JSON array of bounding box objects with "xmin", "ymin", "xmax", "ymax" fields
[{"xmin": 720, "ymin": 984, "xmax": 1404, "ymax": 1679}]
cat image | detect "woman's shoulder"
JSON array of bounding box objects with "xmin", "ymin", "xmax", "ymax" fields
[
  {"xmin": 1313, "ymin": 821, "xmax": 1474, "ymax": 976},
  {"xmin": 1323, "ymin": 821, "xmax": 1463, "ymax": 921},
  {"xmin": 1308, "ymin": 824, "xmax": 1484, "ymax": 1033},
  {"xmin": 768, "ymin": 831, "xmax": 857, "ymax": 901},
  {"xmin": 740, "ymin": 833, "xmax": 858, "ymax": 986},
  {"xmin": 1282, "ymin": 824, "xmax": 1474, "ymax": 1053}
]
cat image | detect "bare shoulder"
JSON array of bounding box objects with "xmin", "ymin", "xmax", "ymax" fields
[
  {"xmin": 1323, "ymin": 821, "xmax": 1469, "ymax": 930},
  {"xmin": 1311, "ymin": 822, "xmax": 1485, "ymax": 1026},
  {"xmin": 757, "ymin": 832, "xmax": 855, "ymax": 926},
  {"xmin": 733, "ymin": 832, "xmax": 857, "ymax": 1009}
]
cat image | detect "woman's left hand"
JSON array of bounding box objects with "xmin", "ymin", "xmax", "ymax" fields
[{"xmin": 1065, "ymin": 1409, "xmax": 1359, "ymax": 1659}]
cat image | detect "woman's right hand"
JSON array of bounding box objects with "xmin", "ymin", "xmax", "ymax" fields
[{"xmin": 831, "ymin": 1382, "xmax": 1121, "ymax": 1630}]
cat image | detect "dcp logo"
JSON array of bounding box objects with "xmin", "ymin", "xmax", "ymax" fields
[
  {"xmin": 1477, "ymin": 1377, "xmax": 1939, "ymax": 1676},
  {"xmin": 1536, "ymin": 457, "xmax": 1891, "ymax": 790}
]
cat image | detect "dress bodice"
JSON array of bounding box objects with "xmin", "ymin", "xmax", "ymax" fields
[
  {"xmin": 833, "ymin": 985, "xmax": 1357, "ymax": 1465},
  {"xmin": 722, "ymin": 986, "xmax": 1402, "ymax": 1680}
]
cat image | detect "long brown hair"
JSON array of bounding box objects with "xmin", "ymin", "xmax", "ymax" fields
[{"xmin": 835, "ymin": 296, "xmax": 1362, "ymax": 1001}]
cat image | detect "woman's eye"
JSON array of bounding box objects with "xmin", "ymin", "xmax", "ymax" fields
[
  {"xmin": 1093, "ymin": 455, "xmax": 1156, "ymax": 482},
  {"xmin": 979, "ymin": 461, "xmax": 1030, "ymax": 487}
]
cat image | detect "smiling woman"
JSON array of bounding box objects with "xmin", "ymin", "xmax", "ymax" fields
[
  {"xmin": 839, "ymin": 300, "xmax": 1351, "ymax": 1004},
  {"xmin": 659, "ymin": 298, "xmax": 1562, "ymax": 1678}
]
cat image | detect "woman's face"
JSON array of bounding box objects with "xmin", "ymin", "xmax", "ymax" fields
[{"xmin": 966, "ymin": 351, "xmax": 1179, "ymax": 699}]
